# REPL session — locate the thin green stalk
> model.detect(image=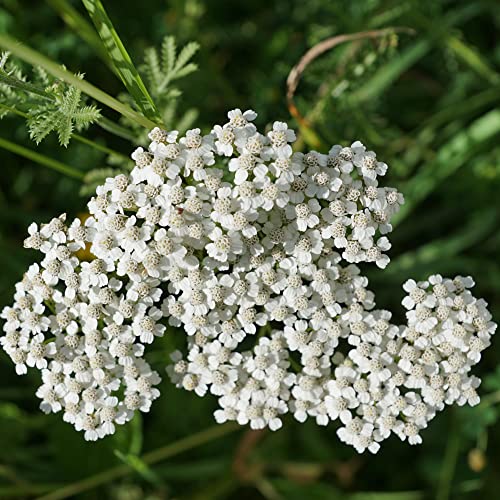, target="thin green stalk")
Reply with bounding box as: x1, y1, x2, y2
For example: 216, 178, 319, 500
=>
0, 484, 64, 498
0, 33, 159, 130
0, 71, 52, 101
38, 422, 240, 500
72, 133, 130, 161
393, 109, 500, 225
0, 137, 84, 180
98, 115, 138, 142
0, 102, 25, 118
436, 418, 460, 500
